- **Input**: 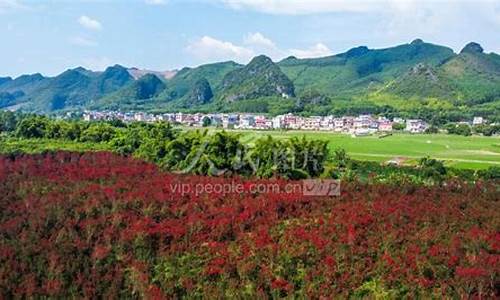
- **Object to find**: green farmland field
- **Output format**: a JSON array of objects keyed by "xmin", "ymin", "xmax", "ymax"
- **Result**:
[{"xmin": 232, "ymin": 130, "xmax": 500, "ymax": 170}]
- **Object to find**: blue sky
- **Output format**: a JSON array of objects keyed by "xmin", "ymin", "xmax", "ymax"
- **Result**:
[{"xmin": 1, "ymin": 0, "xmax": 499, "ymax": 77}]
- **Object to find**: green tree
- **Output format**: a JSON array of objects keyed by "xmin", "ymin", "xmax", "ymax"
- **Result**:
[
  {"xmin": 288, "ymin": 136, "xmax": 328, "ymax": 177},
  {"xmin": 332, "ymin": 148, "xmax": 351, "ymax": 169},
  {"xmin": 134, "ymin": 138, "xmax": 168, "ymax": 163},
  {"xmin": 162, "ymin": 130, "xmax": 207, "ymax": 171},
  {"xmin": 392, "ymin": 123, "xmax": 405, "ymax": 131},
  {"xmin": 474, "ymin": 124, "xmax": 499, "ymax": 136},
  {"xmin": 110, "ymin": 127, "xmax": 146, "ymax": 155},
  {"xmin": 202, "ymin": 117, "xmax": 211, "ymax": 127},
  {"xmin": 445, "ymin": 123, "xmax": 471, "ymax": 136},
  {"xmin": 80, "ymin": 123, "xmax": 117, "ymax": 143},
  {"xmin": 477, "ymin": 166, "xmax": 500, "ymax": 180},
  {"xmin": 418, "ymin": 156, "xmax": 447, "ymax": 181},
  {"xmin": 247, "ymin": 136, "xmax": 290, "ymax": 178},
  {"xmin": 180, "ymin": 131, "xmax": 246, "ymax": 176},
  {"xmin": 0, "ymin": 111, "xmax": 18, "ymax": 133},
  {"xmin": 246, "ymin": 135, "xmax": 328, "ymax": 179},
  {"xmin": 424, "ymin": 126, "xmax": 439, "ymax": 134},
  {"xmin": 15, "ymin": 115, "xmax": 50, "ymax": 138}
]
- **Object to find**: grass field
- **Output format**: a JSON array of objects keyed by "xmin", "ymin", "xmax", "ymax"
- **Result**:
[{"xmin": 232, "ymin": 130, "xmax": 500, "ymax": 169}]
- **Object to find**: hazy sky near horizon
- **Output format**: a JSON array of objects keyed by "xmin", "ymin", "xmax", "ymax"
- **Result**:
[{"xmin": 1, "ymin": 0, "xmax": 499, "ymax": 77}]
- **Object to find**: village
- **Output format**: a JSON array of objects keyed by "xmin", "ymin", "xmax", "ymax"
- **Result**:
[{"xmin": 82, "ymin": 111, "xmax": 442, "ymax": 135}]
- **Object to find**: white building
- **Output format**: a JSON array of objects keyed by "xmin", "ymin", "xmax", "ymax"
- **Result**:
[
  {"xmin": 353, "ymin": 115, "xmax": 378, "ymax": 134},
  {"xmin": 283, "ymin": 113, "xmax": 301, "ymax": 130},
  {"xmin": 134, "ymin": 112, "xmax": 146, "ymax": 122},
  {"xmin": 211, "ymin": 115, "xmax": 222, "ymax": 126},
  {"xmin": 473, "ymin": 117, "xmax": 484, "ymax": 126},
  {"xmin": 378, "ymin": 121, "xmax": 393, "ymax": 132},
  {"xmin": 222, "ymin": 114, "xmax": 239, "ymax": 129},
  {"xmin": 406, "ymin": 119, "xmax": 428, "ymax": 133},
  {"xmin": 319, "ymin": 116, "xmax": 334, "ymax": 131},
  {"xmin": 175, "ymin": 113, "xmax": 184, "ymax": 123},
  {"xmin": 393, "ymin": 117, "xmax": 404, "ymax": 124},
  {"xmin": 83, "ymin": 112, "xmax": 94, "ymax": 122},
  {"xmin": 239, "ymin": 115, "xmax": 255, "ymax": 129},
  {"xmin": 354, "ymin": 115, "xmax": 372, "ymax": 129},
  {"xmin": 333, "ymin": 118, "xmax": 344, "ymax": 132},
  {"xmin": 254, "ymin": 115, "xmax": 270, "ymax": 129},
  {"xmin": 303, "ymin": 116, "xmax": 322, "ymax": 130},
  {"xmin": 272, "ymin": 115, "xmax": 285, "ymax": 129}
]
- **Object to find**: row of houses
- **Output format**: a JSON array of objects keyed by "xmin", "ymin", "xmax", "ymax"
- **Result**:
[
  {"xmin": 83, "ymin": 111, "xmax": 431, "ymax": 134},
  {"xmin": 270, "ymin": 114, "xmax": 397, "ymax": 134}
]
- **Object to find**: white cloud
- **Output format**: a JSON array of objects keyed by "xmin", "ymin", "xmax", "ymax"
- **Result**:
[
  {"xmin": 289, "ymin": 43, "xmax": 333, "ymax": 58},
  {"xmin": 243, "ymin": 32, "xmax": 285, "ymax": 60},
  {"xmin": 78, "ymin": 15, "xmax": 102, "ymax": 31},
  {"xmin": 145, "ymin": 0, "xmax": 167, "ymax": 5},
  {"xmin": 244, "ymin": 32, "xmax": 277, "ymax": 49},
  {"xmin": 243, "ymin": 33, "xmax": 333, "ymax": 60},
  {"xmin": 69, "ymin": 36, "xmax": 97, "ymax": 47},
  {"xmin": 187, "ymin": 33, "xmax": 333, "ymax": 63},
  {"xmin": 186, "ymin": 35, "xmax": 255, "ymax": 63}
]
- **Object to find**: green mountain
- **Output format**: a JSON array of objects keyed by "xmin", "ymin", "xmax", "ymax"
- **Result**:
[
  {"xmin": 0, "ymin": 73, "xmax": 48, "ymax": 94},
  {"xmin": 0, "ymin": 74, "xmax": 50, "ymax": 110},
  {"xmin": 377, "ymin": 42, "xmax": 500, "ymax": 105},
  {"xmin": 278, "ymin": 39, "xmax": 455, "ymax": 96},
  {"xmin": 379, "ymin": 62, "xmax": 457, "ymax": 99},
  {"xmin": 0, "ymin": 65, "xmax": 133, "ymax": 112},
  {"xmin": 182, "ymin": 78, "xmax": 214, "ymax": 107},
  {"xmin": 92, "ymin": 74, "xmax": 166, "ymax": 110},
  {"xmin": 218, "ymin": 55, "xmax": 295, "ymax": 102},
  {"xmin": 439, "ymin": 44, "xmax": 500, "ymax": 104},
  {"xmin": 91, "ymin": 65, "xmax": 133, "ymax": 94},
  {"xmin": 0, "ymin": 77, "xmax": 12, "ymax": 86},
  {"xmin": 0, "ymin": 91, "xmax": 25, "ymax": 108},
  {"xmin": 33, "ymin": 68, "xmax": 93, "ymax": 111},
  {"xmin": 156, "ymin": 61, "xmax": 241, "ymax": 101}
]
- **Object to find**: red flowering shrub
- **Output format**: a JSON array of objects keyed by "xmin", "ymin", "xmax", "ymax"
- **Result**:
[{"xmin": 0, "ymin": 152, "xmax": 498, "ymax": 298}]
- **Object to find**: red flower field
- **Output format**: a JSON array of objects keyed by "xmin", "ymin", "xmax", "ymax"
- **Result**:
[{"xmin": 0, "ymin": 152, "xmax": 498, "ymax": 298}]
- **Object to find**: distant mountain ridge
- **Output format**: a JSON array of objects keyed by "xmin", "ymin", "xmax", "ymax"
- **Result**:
[{"xmin": 1, "ymin": 39, "xmax": 499, "ymax": 119}]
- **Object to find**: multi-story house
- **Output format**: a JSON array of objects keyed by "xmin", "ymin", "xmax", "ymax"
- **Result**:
[
  {"xmin": 239, "ymin": 115, "xmax": 255, "ymax": 129},
  {"xmin": 406, "ymin": 119, "xmax": 428, "ymax": 133},
  {"xmin": 254, "ymin": 115, "xmax": 270, "ymax": 129},
  {"xmin": 272, "ymin": 115, "xmax": 284, "ymax": 129},
  {"xmin": 473, "ymin": 117, "xmax": 484, "ymax": 126},
  {"xmin": 320, "ymin": 116, "xmax": 335, "ymax": 131},
  {"xmin": 378, "ymin": 120, "xmax": 393, "ymax": 132},
  {"xmin": 302, "ymin": 116, "xmax": 321, "ymax": 130},
  {"xmin": 222, "ymin": 114, "xmax": 239, "ymax": 129}
]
